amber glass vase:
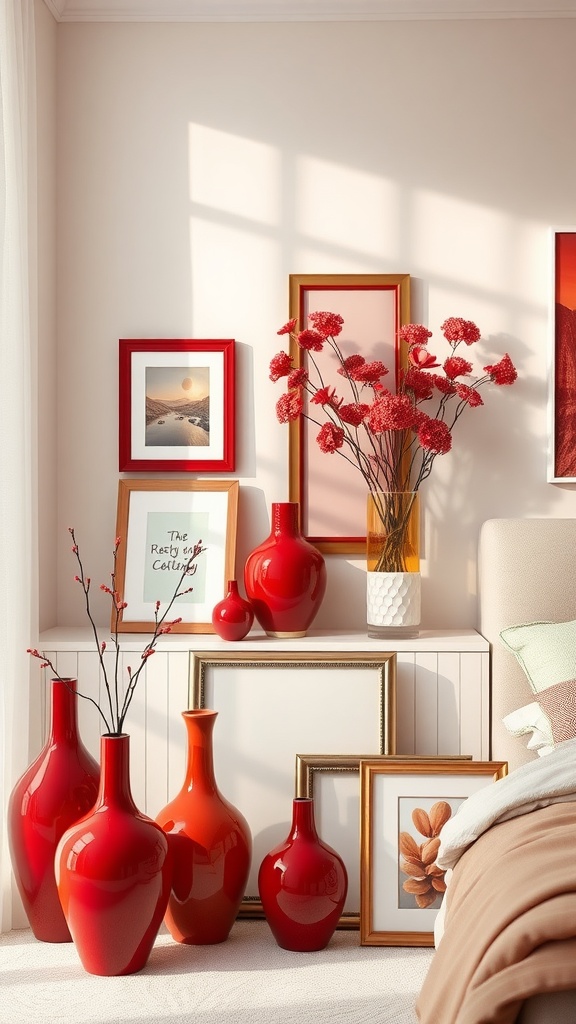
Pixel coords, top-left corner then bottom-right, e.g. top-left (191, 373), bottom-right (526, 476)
top-left (366, 491), bottom-right (421, 639)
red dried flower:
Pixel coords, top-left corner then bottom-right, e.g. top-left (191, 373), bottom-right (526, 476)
top-left (431, 374), bottom-right (457, 396)
top-left (348, 359), bottom-right (389, 384)
top-left (368, 393), bottom-right (418, 433)
top-left (443, 356), bottom-right (473, 380)
top-left (409, 346), bottom-right (440, 369)
top-left (441, 317), bottom-right (481, 345)
top-left (308, 311), bottom-right (344, 338)
top-left (269, 351), bottom-right (293, 381)
top-left (399, 324), bottom-right (433, 346)
top-left (339, 403), bottom-right (370, 426)
top-left (297, 329), bottom-right (325, 352)
top-left (417, 417), bottom-right (452, 454)
top-left (455, 383), bottom-right (484, 407)
top-left (484, 353), bottom-right (517, 385)
top-left (311, 386), bottom-right (338, 407)
top-left (401, 367), bottom-right (435, 401)
top-left (276, 390), bottom-right (304, 423)
top-left (277, 318), bottom-right (297, 335)
top-left (287, 367), bottom-right (308, 389)
top-left (338, 354), bottom-right (365, 375)
top-left (316, 422), bottom-right (345, 453)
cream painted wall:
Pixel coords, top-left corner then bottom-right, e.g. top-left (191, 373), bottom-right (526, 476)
top-left (44, 16), bottom-right (576, 631)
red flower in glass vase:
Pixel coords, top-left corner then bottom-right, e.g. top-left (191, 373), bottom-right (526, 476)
top-left (269, 311), bottom-right (518, 570)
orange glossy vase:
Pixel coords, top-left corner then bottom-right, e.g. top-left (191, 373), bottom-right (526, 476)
top-left (55, 734), bottom-right (171, 976)
top-left (8, 678), bottom-right (100, 942)
top-left (156, 709), bottom-right (252, 944)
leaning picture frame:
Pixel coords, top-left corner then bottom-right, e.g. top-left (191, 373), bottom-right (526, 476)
top-left (548, 229), bottom-right (576, 482)
top-left (119, 339), bottom-right (235, 472)
top-left (113, 478), bottom-right (238, 633)
top-left (359, 758), bottom-right (507, 947)
top-left (287, 274), bottom-right (411, 553)
top-left (189, 650), bottom-right (397, 915)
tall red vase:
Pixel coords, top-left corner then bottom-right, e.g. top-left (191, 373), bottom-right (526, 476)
top-left (244, 502), bottom-right (327, 637)
top-left (55, 734), bottom-right (171, 976)
top-left (8, 678), bottom-right (100, 942)
top-left (156, 709), bottom-right (252, 944)
top-left (258, 797), bottom-right (348, 952)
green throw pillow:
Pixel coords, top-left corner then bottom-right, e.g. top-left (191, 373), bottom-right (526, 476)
top-left (499, 619), bottom-right (576, 693)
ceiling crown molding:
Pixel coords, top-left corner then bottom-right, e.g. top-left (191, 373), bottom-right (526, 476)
top-left (43, 0), bottom-right (576, 21)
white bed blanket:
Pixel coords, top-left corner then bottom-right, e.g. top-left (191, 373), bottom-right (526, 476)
top-left (437, 737), bottom-right (576, 871)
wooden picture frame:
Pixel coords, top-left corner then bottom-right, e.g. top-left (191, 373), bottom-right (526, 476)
top-left (548, 229), bottom-right (576, 482)
top-left (288, 274), bottom-right (411, 553)
top-left (360, 758), bottom-right (507, 947)
top-left (119, 339), bottom-right (235, 472)
top-left (294, 753), bottom-right (472, 929)
top-left (189, 650), bottom-right (397, 915)
top-left (113, 478), bottom-right (238, 633)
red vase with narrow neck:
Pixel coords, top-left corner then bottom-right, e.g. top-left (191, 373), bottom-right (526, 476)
top-left (8, 678), bottom-right (100, 942)
top-left (258, 797), bottom-right (348, 952)
top-left (211, 579), bottom-right (254, 641)
top-left (55, 734), bottom-right (171, 976)
top-left (244, 502), bottom-right (327, 637)
top-left (156, 709), bottom-right (252, 944)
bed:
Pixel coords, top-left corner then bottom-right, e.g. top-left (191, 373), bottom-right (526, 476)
top-left (416, 518), bottom-right (576, 1024)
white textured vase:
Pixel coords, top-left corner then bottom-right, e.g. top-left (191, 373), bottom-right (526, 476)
top-left (366, 571), bottom-right (421, 639)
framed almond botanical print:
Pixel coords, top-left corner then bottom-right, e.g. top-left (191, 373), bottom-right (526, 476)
top-left (359, 759), bottom-right (507, 947)
top-left (119, 339), bottom-right (235, 472)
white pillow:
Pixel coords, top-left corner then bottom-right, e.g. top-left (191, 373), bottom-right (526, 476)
top-left (502, 702), bottom-right (555, 757)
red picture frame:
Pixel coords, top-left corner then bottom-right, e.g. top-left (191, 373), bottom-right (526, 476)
top-left (119, 339), bottom-right (235, 473)
top-left (287, 274), bottom-right (411, 554)
top-left (549, 230), bottom-right (576, 482)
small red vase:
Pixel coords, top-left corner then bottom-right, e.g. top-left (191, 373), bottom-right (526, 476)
top-left (156, 709), bottom-right (252, 944)
top-left (8, 678), bottom-right (100, 942)
top-left (55, 734), bottom-right (171, 976)
top-left (211, 580), bottom-right (254, 641)
top-left (258, 797), bottom-right (348, 952)
top-left (244, 502), bottom-right (327, 637)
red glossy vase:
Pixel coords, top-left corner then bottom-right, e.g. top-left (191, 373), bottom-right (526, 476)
top-left (258, 797), bottom-right (348, 952)
top-left (211, 579), bottom-right (254, 641)
top-left (156, 709), bottom-right (252, 944)
top-left (8, 678), bottom-right (100, 942)
top-left (244, 502), bottom-right (327, 637)
top-left (55, 733), bottom-right (171, 976)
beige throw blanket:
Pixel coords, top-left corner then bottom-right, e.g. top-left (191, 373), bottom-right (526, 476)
top-left (416, 800), bottom-right (576, 1024)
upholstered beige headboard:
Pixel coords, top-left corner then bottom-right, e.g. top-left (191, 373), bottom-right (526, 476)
top-left (478, 518), bottom-right (576, 772)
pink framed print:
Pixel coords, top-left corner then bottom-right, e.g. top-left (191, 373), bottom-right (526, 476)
top-left (548, 229), bottom-right (576, 482)
top-left (287, 274), bottom-right (411, 554)
top-left (119, 339), bottom-right (235, 472)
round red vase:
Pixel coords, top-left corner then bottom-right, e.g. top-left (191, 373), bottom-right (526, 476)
top-left (211, 580), bottom-right (254, 641)
top-left (156, 709), bottom-right (252, 944)
top-left (8, 678), bottom-right (100, 942)
top-left (258, 797), bottom-right (348, 952)
top-left (55, 733), bottom-right (171, 976)
top-left (244, 502), bottom-right (327, 638)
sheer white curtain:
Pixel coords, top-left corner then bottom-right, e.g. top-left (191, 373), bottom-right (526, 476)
top-left (0, 0), bottom-right (37, 933)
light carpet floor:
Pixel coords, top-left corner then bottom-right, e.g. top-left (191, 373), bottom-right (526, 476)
top-left (0, 920), bottom-right (434, 1024)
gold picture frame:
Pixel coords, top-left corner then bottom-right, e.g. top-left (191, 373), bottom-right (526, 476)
top-left (113, 478), bottom-right (238, 633)
top-left (288, 273), bottom-right (411, 553)
top-left (189, 650), bottom-right (397, 916)
top-left (360, 759), bottom-right (508, 947)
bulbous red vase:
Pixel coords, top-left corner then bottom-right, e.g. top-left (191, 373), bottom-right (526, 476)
top-left (8, 678), bottom-right (100, 942)
top-left (244, 502), bottom-right (327, 637)
top-left (156, 709), bottom-right (252, 944)
top-left (211, 579), bottom-right (254, 641)
top-left (258, 797), bottom-right (348, 952)
top-left (55, 733), bottom-right (171, 976)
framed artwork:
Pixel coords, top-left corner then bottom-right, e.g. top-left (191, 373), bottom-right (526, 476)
top-left (294, 753), bottom-right (472, 929)
top-left (118, 339), bottom-right (235, 472)
top-left (359, 758), bottom-right (508, 947)
top-left (113, 479), bottom-right (238, 633)
top-left (548, 229), bottom-right (576, 482)
top-left (288, 273), bottom-right (411, 553)
top-left (189, 651), bottom-right (397, 914)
